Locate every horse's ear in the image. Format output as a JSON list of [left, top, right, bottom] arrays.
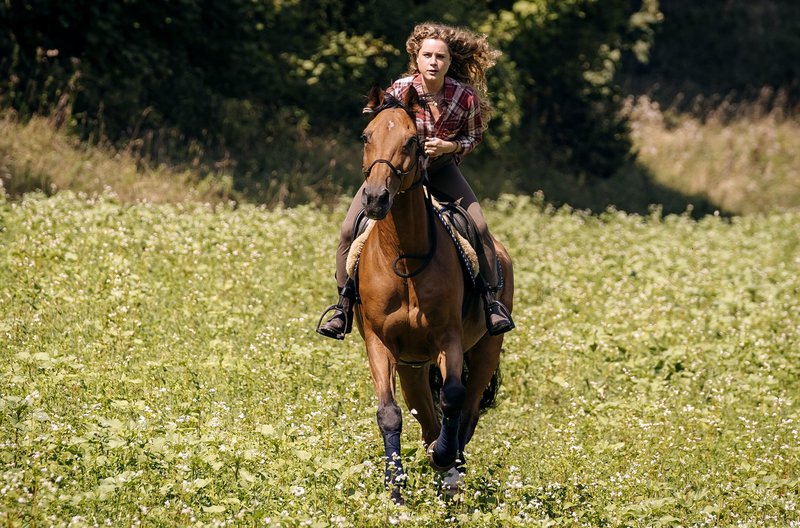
[[404, 87, 423, 114], [363, 85, 384, 115]]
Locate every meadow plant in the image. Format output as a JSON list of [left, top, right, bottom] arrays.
[[1, 192, 798, 526]]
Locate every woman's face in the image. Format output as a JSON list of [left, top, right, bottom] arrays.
[[416, 38, 451, 86]]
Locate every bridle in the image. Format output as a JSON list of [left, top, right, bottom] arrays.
[[361, 98, 427, 193], [361, 94, 434, 277], [361, 137, 425, 193]]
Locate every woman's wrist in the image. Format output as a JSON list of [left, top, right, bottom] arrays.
[[449, 141, 460, 154]]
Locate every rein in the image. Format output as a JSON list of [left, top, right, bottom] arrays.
[[391, 189, 437, 279]]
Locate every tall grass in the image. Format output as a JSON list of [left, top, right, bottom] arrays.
[[0, 111, 234, 204], [625, 91, 800, 215], [1, 95, 798, 214]]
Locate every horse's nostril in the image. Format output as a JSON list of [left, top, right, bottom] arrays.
[[363, 188, 390, 209], [378, 189, 390, 206]]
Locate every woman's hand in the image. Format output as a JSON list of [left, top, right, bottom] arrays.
[[423, 138, 458, 157]]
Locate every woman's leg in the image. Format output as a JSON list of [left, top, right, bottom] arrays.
[[428, 162, 499, 288], [318, 183, 366, 340], [335, 182, 367, 288], [429, 161, 514, 335]]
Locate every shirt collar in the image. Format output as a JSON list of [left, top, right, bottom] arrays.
[[412, 74, 456, 97]]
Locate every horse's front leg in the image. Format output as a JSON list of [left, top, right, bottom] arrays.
[[428, 333, 465, 471], [365, 334, 406, 504], [398, 364, 439, 445]]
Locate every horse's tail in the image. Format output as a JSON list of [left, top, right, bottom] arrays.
[[479, 365, 501, 412], [428, 357, 501, 415]]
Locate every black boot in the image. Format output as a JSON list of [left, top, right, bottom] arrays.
[[477, 277, 515, 336], [316, 279, 356, 340]]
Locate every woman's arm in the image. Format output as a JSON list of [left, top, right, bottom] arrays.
[[451, 96, 483, 156]]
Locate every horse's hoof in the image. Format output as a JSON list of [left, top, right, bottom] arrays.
[[426, 440, 458, 471], [390, 488, 405, 506], [441, 467, 465, 499]]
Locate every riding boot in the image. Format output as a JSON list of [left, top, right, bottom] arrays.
[[477, 275, 515, 336], [316, 278, 356, 340]]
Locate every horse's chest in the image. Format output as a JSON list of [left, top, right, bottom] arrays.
[[370, 290, 454, 336]]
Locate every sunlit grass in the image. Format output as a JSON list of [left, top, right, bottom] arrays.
[[1, 191, 798, 526], [0, 111, 233, 204], [627, 93, 800, 215]]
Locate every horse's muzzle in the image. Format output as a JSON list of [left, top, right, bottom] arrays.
[[362, 187, 392, 219]]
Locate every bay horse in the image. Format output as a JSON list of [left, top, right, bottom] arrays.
[[353, 86, 514, 503]]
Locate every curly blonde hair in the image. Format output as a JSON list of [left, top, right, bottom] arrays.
[[405, 22, 500, 120]]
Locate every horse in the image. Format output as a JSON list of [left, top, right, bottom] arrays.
[[352, 85, 514, 504]]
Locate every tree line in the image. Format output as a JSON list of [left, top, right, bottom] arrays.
[[1, 1, 797, 199]]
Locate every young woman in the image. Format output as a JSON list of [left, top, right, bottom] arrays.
[[317, 22, 514, 339]]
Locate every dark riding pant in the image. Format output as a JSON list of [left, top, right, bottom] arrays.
[[335, 155, 500, 289]]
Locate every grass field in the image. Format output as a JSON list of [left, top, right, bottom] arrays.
[[1, 191, 798, 526]]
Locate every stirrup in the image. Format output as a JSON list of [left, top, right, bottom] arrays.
[[485, 299, 515, 336], [316, 305, 352, 340], [476, 274, 515, 336], [316, 278, 357, 340]]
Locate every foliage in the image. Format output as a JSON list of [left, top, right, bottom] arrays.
[[482, 0, 662, 176], [620, 0, 800, 110], [0, 0, 660, 188], [1, 192, 799, 525]]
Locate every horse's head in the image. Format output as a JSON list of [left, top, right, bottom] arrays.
[[360, 86, 424, 220]]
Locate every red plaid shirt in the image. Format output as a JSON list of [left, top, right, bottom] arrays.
[[387, 74, 483, 160]]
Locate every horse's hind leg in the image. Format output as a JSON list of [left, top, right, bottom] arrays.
[[459, 334, 503, 451], [428, 338, 466, 471], [365, 335, 406, 504]]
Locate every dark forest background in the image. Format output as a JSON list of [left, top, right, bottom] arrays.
[[1, 0, 798, 209]]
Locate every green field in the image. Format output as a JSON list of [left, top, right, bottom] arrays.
[[1, 191, 799, 526]]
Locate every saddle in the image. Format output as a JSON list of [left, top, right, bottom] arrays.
[[346, 193, 480, 288]]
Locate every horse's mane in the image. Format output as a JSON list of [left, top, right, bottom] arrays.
[[365, 92, 415, 118]]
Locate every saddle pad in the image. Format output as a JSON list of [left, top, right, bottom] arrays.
[[346, 219, 375, 279], [431, 197, 479, 279]]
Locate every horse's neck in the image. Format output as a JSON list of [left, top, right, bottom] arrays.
[[375, 187, 430, 255]]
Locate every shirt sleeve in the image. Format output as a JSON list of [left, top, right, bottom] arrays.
[[386, 78, 411, 101], [453, 93, 483, 157]]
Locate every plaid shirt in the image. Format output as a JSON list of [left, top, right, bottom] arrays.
[[387, 74, 483, 160]]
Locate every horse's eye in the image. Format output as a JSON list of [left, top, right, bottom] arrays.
[[403, 137, 416, 153], [360, 133, 369, 144]]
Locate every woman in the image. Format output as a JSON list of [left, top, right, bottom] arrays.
[[317, 22, 514, 339]]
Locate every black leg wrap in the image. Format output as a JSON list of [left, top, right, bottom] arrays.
[[377, 406, 405, 502], [429, 381, 465, 471], [440, 383, 466, 417], [432, 415, 460, 464]]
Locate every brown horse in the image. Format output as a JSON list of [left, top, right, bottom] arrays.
[[352, 86, 514, 503]]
